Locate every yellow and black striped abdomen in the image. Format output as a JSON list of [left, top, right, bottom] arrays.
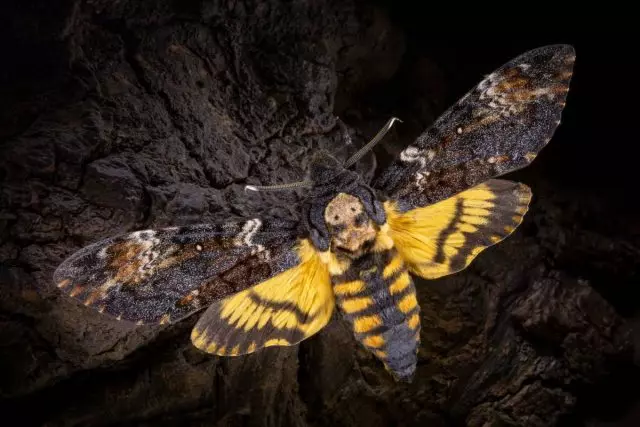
[[331, 248, 420, 382]]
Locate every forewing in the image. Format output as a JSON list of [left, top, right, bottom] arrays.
[[53, 218, 301, 324], [190, 240, 334, 355], [386, 179, 531, 279], [374, 44, 575, 212]]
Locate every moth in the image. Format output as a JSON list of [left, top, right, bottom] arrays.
[[54, 45, 575, 382]]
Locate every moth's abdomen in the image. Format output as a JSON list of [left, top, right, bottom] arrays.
[[332, 248, 421, 382]]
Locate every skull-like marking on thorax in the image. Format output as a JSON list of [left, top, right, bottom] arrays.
[[324, 193, 377, 258]]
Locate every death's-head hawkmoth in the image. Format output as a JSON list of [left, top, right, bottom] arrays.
[[54, 45, 575, 382]]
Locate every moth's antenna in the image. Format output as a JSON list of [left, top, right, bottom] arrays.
[[245, 180, 313, 192], [343, 117, 402, 168]]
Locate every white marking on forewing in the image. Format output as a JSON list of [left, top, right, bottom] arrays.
[[414, 170, 432, 191], [400, 146, 421, 161], [399, 146, 426, 169], [98, 246, 109, 259], [426, 150, 436, 161], [235, 219, 264, 254]]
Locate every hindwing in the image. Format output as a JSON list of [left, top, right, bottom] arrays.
[[190, 240, 334, 355], [385, 179, 531, 279]]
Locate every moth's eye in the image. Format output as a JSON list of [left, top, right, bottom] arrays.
[[350, 207, 357, 213], [334, 215, 340, 221]]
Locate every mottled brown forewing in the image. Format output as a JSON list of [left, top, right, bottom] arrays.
[[374, 44, 575, 212], [53, 219, 301, 324]]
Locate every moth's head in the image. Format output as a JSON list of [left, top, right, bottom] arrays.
[[305, 174, 386, 254], [323, 192, 377, 259]]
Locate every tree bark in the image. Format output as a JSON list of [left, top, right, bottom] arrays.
[[0, 1, 636, 426]]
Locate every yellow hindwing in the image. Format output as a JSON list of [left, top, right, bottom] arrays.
[[191, 239, 334, 356], [385, 179, 532, 279]]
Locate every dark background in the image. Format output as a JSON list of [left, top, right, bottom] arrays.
[[1, 1, 639, 426]]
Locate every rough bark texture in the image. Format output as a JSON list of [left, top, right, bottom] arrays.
[[1, 1, 638, 426]]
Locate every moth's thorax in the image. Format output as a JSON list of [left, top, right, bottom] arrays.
[[324, 193, 377, 259]]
